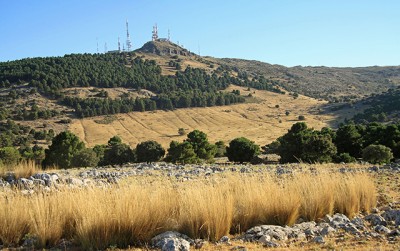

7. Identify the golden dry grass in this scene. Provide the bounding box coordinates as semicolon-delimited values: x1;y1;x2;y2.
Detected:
0;160;40;179
69;85;339;148
0;171;376;249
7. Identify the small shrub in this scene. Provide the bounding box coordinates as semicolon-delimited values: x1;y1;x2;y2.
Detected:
362;144;393;164
335;153;356;163
214;141;226;157
72;149;100;167
178;128;186;136
298;115;306;121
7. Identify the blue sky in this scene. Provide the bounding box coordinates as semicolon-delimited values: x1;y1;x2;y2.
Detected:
0;0;399;67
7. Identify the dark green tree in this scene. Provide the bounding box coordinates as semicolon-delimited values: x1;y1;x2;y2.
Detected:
335;123;364;158
93;144;106;160
302;133;337;163
165;141;198;164
185;130;217;161
276;122;312;163
108;136;122;146
43;131;85;168
362;144;393;164
71;148;100;167
136;140;165;163
0;146;21;166
226;137;260;163
101;143;136;166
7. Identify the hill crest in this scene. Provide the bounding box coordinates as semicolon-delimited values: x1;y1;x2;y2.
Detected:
136;40;194;57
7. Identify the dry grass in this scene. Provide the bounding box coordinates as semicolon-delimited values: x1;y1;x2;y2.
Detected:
0;172;376;249
69;85;336;148
179;182;234;241
0;160;40;179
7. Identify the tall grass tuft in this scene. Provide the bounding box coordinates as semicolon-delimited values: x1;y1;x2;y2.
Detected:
0;160;40;179
178;181;234;240
294;173;335;221
0;171;377;249
74;182;179;250
0;195;31;246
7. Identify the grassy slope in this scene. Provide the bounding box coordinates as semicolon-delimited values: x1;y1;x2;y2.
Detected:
68;85;353;148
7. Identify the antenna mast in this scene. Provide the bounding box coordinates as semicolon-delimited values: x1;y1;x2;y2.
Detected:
126;20;132;51
168;29;170;42
96;37;99;53
118;37;121;52
152;23;158;41
104;42;107;53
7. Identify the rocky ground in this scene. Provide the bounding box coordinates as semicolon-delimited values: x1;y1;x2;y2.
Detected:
1;162;400;250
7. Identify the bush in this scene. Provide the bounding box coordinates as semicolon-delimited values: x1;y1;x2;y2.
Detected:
101;143;136;166
178;128;186;136
107;136;122;146
362;144;393;164
72;149;100;167
335;153;356;163
298;115;306;121
275;122;337;163
226;137;260;163
0;147;21;166
136;140;165;163
214;141;226;157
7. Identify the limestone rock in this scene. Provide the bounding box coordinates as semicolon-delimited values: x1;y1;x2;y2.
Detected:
151;231;193;250
365;214;387;226
312;236;325;244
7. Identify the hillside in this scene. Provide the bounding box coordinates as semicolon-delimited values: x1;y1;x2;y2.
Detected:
69;85;339;148
211;58;400;102
0;40;398;149
351;86;400;123
135;41;400;102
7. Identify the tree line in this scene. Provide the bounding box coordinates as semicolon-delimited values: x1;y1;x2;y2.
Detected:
0;120;53;166
351;87;400;123
267;122;399;164
1;120;399;168
0;53;283;119
62;91;245;118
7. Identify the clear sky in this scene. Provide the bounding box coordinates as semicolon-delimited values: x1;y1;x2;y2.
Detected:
1;0;399;67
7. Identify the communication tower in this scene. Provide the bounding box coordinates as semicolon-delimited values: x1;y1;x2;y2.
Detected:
152;23;158;41
126;20;132;51
168;29;170;42
104;42;108;53
118;37;121;52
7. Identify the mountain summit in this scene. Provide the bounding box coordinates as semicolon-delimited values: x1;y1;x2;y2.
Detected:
136;40;194;57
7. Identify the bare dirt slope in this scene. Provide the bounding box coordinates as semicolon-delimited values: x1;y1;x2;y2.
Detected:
69;86;345;148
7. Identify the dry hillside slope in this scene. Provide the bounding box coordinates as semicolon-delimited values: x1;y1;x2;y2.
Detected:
69;86;345;148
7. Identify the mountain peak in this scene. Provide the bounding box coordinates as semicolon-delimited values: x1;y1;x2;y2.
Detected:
135;40;194;57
